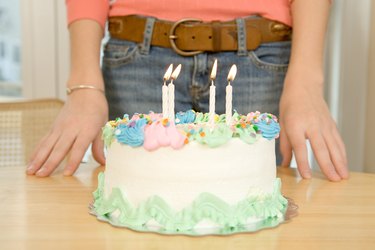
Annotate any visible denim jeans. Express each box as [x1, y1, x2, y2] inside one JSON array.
[[102, 16, 291, 164]]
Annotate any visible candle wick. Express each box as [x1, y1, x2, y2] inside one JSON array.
[[211, 80, 214, 86], [228, 81, 231, 86]]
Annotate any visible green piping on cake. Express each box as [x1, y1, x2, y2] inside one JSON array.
[[91, 173, 288, 235]]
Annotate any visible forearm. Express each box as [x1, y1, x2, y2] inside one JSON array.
[[68, 20, 105, 89], [288, 0, 331, 83]]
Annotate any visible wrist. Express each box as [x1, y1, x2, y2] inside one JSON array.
[[68, 73, 104, 90], [285, 64, 324, 88], [66, 87, 108, 108], [66, 84, 105, 95]]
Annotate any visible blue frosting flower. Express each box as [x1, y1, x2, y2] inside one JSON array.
[[175, 110, 196, 124], [253, 114, 280, 140], [115, 118, 148, 147]]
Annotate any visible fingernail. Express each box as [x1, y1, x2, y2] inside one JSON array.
[[342, 172, 350, 179], [36, 168, 46, 177], [331, 175, 341, 182], [303, 172, 312, 179], [63, 168, 72, 176], [26, 164, 35, 174], [341, 168, 350, 179]]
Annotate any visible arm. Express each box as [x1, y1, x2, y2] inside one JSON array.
[[27, 20, 108, 177], [279, 0, 349, 181]]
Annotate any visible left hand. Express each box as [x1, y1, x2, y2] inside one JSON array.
[[279, 70, 349, 181]]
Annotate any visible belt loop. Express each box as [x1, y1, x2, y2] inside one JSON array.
[[235, 18, 247, 56], [140, 17, 155, 55]]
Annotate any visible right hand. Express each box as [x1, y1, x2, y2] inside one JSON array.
[[279, 70, 348, 181], [26, 89, 108, 177]]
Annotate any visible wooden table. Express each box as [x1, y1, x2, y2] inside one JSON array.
[[1, 165, 374, 250]]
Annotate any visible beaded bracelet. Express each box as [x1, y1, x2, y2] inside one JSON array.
[[66, 85, 105, 95]]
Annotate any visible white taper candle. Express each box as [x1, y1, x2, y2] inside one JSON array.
[[226, 64, 237, 125], [209, 59, 218, 125], [168, 64, 182, 123], [209, 83, 216, 124], [225, 84, 232, 125], [162, 84, 169, 118], [168, 82, 175, 122], [162, 64, 173, 118]]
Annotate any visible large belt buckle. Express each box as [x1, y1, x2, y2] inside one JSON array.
[[169, 18, 203, 56]]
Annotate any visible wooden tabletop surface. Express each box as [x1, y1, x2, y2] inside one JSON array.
[[1, 165, 374, 250]]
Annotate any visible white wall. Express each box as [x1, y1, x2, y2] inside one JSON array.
[[0, 0, 22, 95], [364, 2, 375, 173], [325, 0, 372, 172], [21, 0, 69, 99]]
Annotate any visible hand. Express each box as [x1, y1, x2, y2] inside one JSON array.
[[279, 70, 349, 181], [26, 90, 108, 177]]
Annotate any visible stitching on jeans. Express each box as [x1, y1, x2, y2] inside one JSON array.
[[248, 51, 289, 72], [103, 46, 139, 67]]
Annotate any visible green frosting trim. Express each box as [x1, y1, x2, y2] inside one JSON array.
[[235, 125, 261, 144], [194, 112, 210, 123], [92, 173, 288, 235], [102, 124, 115, 147], [195, 123, 233, 148]]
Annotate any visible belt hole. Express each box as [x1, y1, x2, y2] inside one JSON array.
[[208, 36, 212, 39], [192, 36, 196, 40], [164, 32, 167, 36]]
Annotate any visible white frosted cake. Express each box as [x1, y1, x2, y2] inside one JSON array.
[[91, 110, 289, 235]]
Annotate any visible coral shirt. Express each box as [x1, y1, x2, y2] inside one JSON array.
[[66, 0, 294, 28]]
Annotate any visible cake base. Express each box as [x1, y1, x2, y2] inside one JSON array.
[[90, 173, 297, 235]]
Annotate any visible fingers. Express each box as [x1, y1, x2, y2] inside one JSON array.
[[92, 133, 105, 166], [308, 129, 341, 182], [26, 131, 61, 175], [280, 129, 292, 167], [63, 130, 96, 176], [28, 133, 49, 164], [29, 130, 99, 177], [332, 124, 347, 160], [35, 131, 77, 177], [287, 128, 312, 179], [325, 126, 349, 179]]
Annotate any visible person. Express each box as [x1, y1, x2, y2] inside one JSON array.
[[26, 0, 349, 181]]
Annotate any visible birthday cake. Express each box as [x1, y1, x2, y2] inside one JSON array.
[[90, 64, 293, 235], [91, 110, 291, 235]]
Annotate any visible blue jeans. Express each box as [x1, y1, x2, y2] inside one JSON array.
[[102, 17, 291, 164]]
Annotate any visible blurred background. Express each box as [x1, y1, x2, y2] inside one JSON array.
[[0, 0, 374, 173]]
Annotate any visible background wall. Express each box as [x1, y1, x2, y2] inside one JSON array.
[[21, 0, 69, 99], [0, 0, 21, 95], [364, 2, 375, 173], [325, 0, 373, 173]]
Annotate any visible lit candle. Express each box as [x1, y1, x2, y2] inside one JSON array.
[[226, 64, 237, 125], [163, 64, 173, 118], [168, 64, 182, 123], [209, 59, 217, 125]]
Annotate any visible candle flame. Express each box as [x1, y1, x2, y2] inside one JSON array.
[[171, 64, 182, 80], [163, 64, 173, 82], [227, 64, 237, 82], [210, 59, 218, 81]]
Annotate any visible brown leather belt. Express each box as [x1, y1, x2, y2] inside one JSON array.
[[108, 15, 292, 56]]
